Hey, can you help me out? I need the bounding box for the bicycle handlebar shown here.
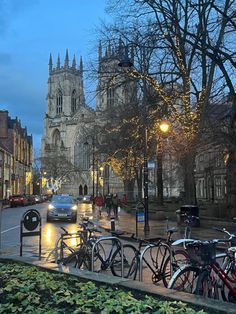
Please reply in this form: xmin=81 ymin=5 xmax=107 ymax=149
xmin=212 ymin=227 xmax=235 ymax=239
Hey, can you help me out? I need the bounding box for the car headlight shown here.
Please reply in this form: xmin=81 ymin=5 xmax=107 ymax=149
xmin=83 ymin=197 xmax=86 ymax=201
xmin=71 ymin=205 xmax=77 ymax=211
xmin=48 ymin=204 xmax=55 ymax=210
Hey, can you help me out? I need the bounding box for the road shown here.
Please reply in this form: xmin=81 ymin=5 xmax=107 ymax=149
xmin=0 ymin=201 xmax=167 ymax=285
xmin=0 ymin=201 xmax=96 ymax=258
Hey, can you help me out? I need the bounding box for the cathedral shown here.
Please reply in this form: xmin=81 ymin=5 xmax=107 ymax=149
xmin=41 ymin=43 xmax=130 ymax=197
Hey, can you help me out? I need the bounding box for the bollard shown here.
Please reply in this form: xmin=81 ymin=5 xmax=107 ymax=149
xmin=110 ymin=216 xmax=115 ymax=231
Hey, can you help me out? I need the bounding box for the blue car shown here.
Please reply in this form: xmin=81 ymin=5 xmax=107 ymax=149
xmin=46 ymin=194 xmax=77 ymax=223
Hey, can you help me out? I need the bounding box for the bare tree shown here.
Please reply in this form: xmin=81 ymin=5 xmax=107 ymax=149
xmin=101 ymin=0 xmax=236 ymax=206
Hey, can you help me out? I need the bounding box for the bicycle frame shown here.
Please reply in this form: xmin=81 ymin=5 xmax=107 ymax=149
xmin=210 ymin=260 xmax=236 ymax=298
xmin=48 ymin=232 xmax=82 ymax=263
xmin=91 ymin=236 xmax=124 ymax=276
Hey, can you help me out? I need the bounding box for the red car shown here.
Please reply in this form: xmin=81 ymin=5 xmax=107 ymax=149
xmin=9 ymin=195 xmax=29 ymax=207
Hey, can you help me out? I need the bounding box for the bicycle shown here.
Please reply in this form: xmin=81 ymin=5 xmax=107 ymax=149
xmin=155 ymin=215 xmax=198 ymax=287
xmin=62 ymin=226 xmax=131 ymax=274
xmin=168 ymin=234 xmax=236 ymax=301
xmin=46 ymin=216 xmax=97 ymax=264
xmin=194 ymin=229 xmax=236 ymax=303
xmin=46 ymin=226 xmax=82 ymax=263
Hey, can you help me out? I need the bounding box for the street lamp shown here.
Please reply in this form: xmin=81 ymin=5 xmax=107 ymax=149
xmin=84 ymin=137 xmax=95 ymax=208
xmin=157 ymin=121 xmax=170 ymax=205
xmin=118 ymin=51 xmax=150 ymax=235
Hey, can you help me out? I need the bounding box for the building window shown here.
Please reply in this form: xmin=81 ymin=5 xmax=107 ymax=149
xmin=197 ymin=178 xmax=205 ymax=198
xmin=107 ymin=87 xmax=115 ymax=107
xmin=74 ymin=142 xmax=90 ymax=170
xmin=215 ymin=176 xmax=222 ymax=198
xmin=71 ymin=90 xmax=77 ymax=113
xmin=56 ymin=90 xmax=63 ymax=115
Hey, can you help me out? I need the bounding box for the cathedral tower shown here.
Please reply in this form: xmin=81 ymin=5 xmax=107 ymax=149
xmin=46 ymin=49 xmax=85 ymax=118
xmin=41 ymin=50 xmax=95 ymax=196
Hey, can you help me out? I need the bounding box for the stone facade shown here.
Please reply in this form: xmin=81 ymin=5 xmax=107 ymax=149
xmin=41 ymin=45 xmax=185 ymax=199
xmin=0 ymin=110 xmax=33 ymax=199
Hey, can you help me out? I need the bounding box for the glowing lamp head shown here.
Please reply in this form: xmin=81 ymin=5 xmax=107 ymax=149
xmin=159 ymin=121 xmax=170 ymax=133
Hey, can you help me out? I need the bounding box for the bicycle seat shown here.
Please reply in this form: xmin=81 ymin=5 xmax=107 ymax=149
xmin=166 ymin=227 xmax=178 ymax=234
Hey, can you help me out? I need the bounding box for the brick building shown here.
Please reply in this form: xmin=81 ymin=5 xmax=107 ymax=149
xmin=0 ymin=110 xmax=33 ymax=200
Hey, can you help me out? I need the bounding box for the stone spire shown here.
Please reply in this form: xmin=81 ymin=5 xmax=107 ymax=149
xmin=49 ymin=53 xmax=52 ymax=73
xmin=79 ymin=56 xmax=83 ymax=73
xmin=56 ymin=53 xmax=60 ymax=70
xmin=79 ymin=56 xmax=85 ymax=106
xmin=98 ymin=40 xmax=102 ymax=61
xmin=72 ymin=54 xmax=76 ymax=69
xmin=64 ymin=49 xmax=69 ymax=68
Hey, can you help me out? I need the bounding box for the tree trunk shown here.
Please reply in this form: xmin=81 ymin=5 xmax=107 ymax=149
xmin=135 ymin=167 xmax=143 ymax=201
xmin=181 ymin=151 xmax=197 ymax=205
xmin=226 ymin=148 xmax=236 ymax=217
xmin=123 ymin=179 xmax=135 ymax=201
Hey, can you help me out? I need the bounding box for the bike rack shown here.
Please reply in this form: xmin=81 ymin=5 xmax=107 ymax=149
xmin=48 ymin=233 xmax=82 ymax=263
xmin=91 ymin=236 xmax=124 ymax=277
xmin=139 ymin=243 xmax=158 ymax=281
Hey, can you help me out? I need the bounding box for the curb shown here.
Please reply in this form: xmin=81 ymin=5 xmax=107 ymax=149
xmin=1 ymin=255 xmax=235 ymax=314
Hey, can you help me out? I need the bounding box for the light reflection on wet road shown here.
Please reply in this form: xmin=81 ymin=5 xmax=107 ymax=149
xmin=0 ymin=201 xmax=95 ymax=258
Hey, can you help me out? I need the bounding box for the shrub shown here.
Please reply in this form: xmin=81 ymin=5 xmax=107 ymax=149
xmin=0 ymin=261 xmax=207 ymax=314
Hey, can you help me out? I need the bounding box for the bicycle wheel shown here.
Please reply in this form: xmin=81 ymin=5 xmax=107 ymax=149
xmin=221 ymin=256 xmax=236 ymax=302
xmin=195 ymin=269 xmax=219 ymax=299
xmin=110 ymin=244 xmax=138 ymax=278
xmin=162 ymin=249 xmax=189 ymax=288
xmin=168 ymin=265 xmax=200 ymax=293
xmin=63 ymin=247 xmax=91 ymax=270
xmin=140 ymin=243 xmax=170 ymax=285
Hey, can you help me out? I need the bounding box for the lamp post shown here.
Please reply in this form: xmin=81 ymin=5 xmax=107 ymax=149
xmin=157 ymin=121 xmax=170 ymax=205
xmin=84 ymin=137 xmax=95 ymax=208
xmin=118 ymin=50 xmax=150 ymax=234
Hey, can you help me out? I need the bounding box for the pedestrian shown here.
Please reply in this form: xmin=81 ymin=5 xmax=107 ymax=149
xmin=112 ymin=193 xmax=119 ymax=219
xmin=105 ymin=193 xmax=112 ymax=217
xmin=122 ymin=194 xmax=127 ymax=207
xmin=95 ymin=193 xmax=104 ymax=218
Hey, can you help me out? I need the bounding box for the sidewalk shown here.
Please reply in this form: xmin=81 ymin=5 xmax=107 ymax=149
xmin=96 ymin=208 xmax=236 ymax=242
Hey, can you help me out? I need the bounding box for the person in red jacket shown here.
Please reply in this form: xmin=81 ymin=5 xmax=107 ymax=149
xmin=122 ymin=194 xmax=127 ymax=207
xmin=95 ymin=193 xmax=104 ymax=218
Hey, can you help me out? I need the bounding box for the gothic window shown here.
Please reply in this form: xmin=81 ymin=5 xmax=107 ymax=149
xmin=74 ymin=141 xmax=90 ymax=170
xmin=107 ymin=87 xmax=115 ymax=107
xmin=56 ymin=90 xmax=63 ymax=115
xmin=71 ymin=89 xmax=77 ymax=113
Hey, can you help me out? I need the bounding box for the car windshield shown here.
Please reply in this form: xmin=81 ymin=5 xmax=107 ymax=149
xmin=52 ymin=196 xmax=73 ymax=204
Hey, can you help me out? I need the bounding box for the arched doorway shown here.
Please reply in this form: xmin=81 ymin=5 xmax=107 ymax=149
xmin=84 ymin=185 xmax=88 ymax=195
xmin=79 ymin=185 xmax=83 ymax=195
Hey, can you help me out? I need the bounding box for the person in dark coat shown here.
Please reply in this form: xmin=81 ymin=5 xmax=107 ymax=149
xmin=112 ymin=193 xmax=119 ymax=218
xmin=105 ymin=193 xmax=112 ymax=217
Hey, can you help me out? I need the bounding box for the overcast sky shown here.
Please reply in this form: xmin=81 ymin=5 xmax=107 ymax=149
xmin=0 ymin=0 xmax=108 ymax=150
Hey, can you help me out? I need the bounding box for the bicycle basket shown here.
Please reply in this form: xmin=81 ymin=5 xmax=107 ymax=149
xmin=186 ymin=242 xmax=216 ymax=266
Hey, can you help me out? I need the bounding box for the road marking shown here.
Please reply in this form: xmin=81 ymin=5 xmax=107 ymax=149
xmin=1 ymin=225 xmax=20 ymax=234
